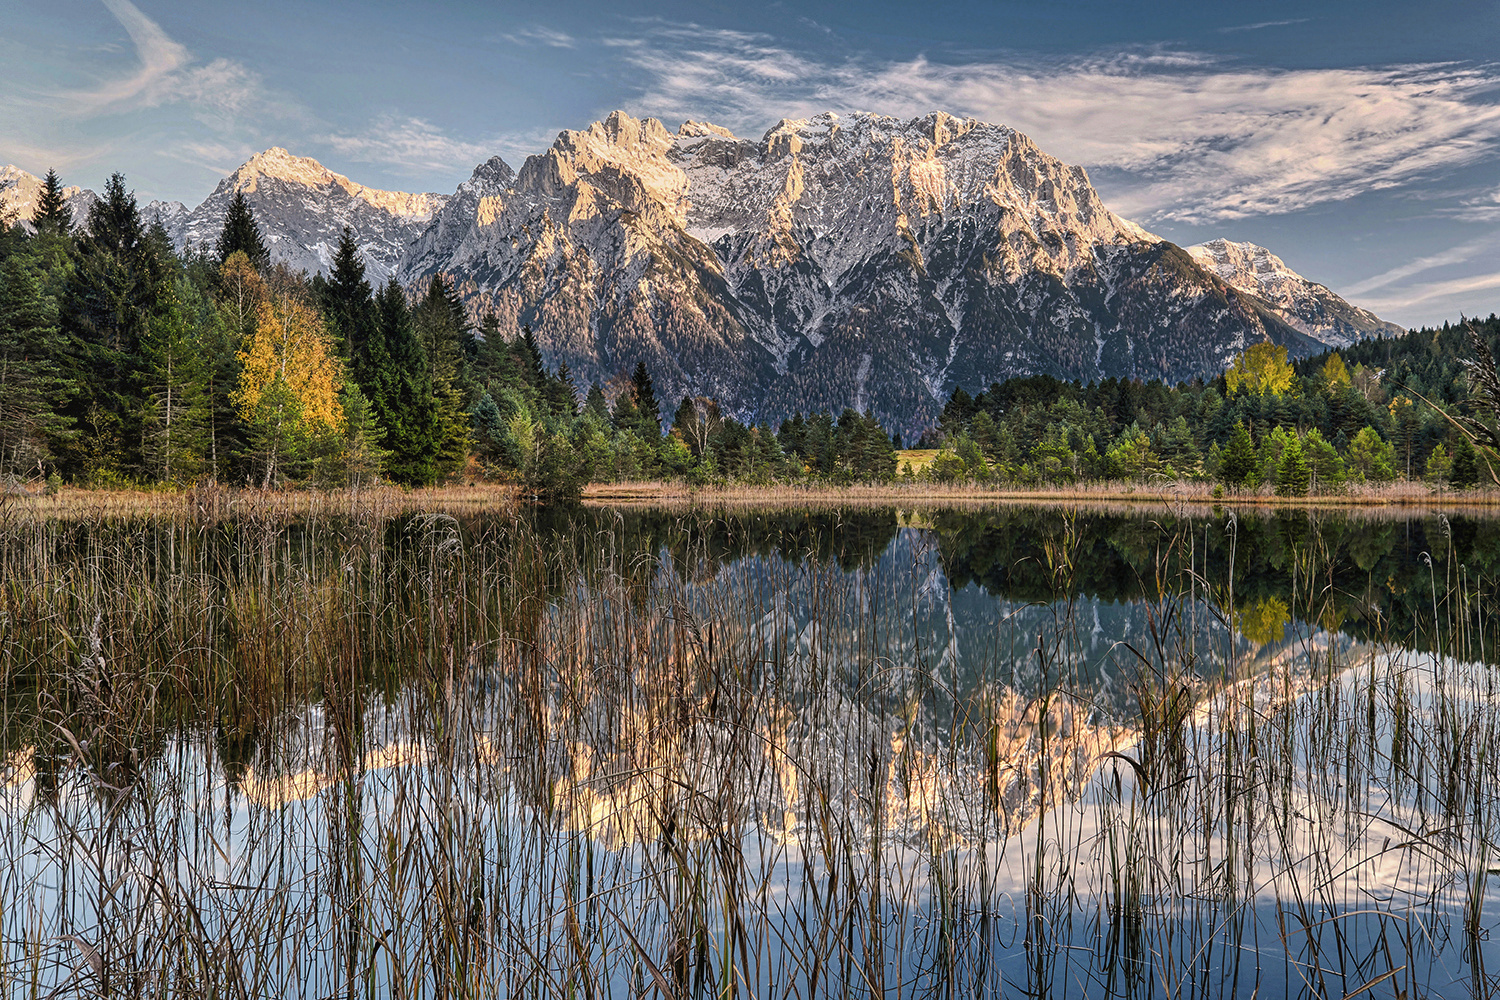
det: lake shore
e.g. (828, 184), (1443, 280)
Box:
(582, 478), (1500, 512)
(7, 478), (1500, 519)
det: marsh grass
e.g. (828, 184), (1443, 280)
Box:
(0, 501), (1496, 997)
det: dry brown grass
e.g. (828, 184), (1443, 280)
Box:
(896, 448), (942, 474)
(4, 483), (520, 523)
(583, 477), (1500, 515)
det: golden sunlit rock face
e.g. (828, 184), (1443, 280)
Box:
(397, 109), (1335, 438)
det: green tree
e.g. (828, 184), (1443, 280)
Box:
(215, 191), (269, 269)
(0, 252), (71, 473)
(30, 169), (72, 239)
(327, 382), (387, 487)
(584, 382), (609, 421)
(1275, 434), (1311, 497)
(412, 275), (471, 480)
(59, 173), (163, 480)
(1219, 423), (1259, 489)
(321, 227), (376, 370)
(140, 279), (212, 482)
(371, 280), (437, 485)
(1346, 426), (1398, 483)
(630, 361), (662, 437)
(1450, 437), (1481, 489)
(1303, 429), (1346, 493)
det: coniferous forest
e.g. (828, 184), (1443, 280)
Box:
(3, 171), (1498, 502)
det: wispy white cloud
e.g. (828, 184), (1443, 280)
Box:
(325, 116), (509, 176)
(1454, 185), (1500, 223)
(43, 0), (307, 137)
(617, 28), (1500, 225)
(62, 0), (191, 112)
(497, 25), (576, 49)
(1218, 18), (1311, 34)
(1356, 269), (1500, 313)
(1345, 232), (1500, 296)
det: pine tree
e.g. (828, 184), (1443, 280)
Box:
(631, 361), (661, 436)
(321, 227), (376, 370)
(31, 169), (72, 239)
(0, 252), (71, 474)
(140, 279), (211, 483)
(215, 191), (269, 269)
(372, 280), (438, 486)
(1219, 422), (1258, 489)
(1451, 437), (1481, 489)
(413, 276), (470, 480)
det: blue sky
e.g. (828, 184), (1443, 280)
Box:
(2, 0), (1498, 328)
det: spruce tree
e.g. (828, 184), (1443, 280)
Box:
(59, 173), (159, 479)
(1219, 423), (1258, 489)
(519, 325), (546, 389)
(1451, 437), (1481, 489)
(0, 252), (72, 474)
(584, 381), (609, 421)
(322, 227), (376, 371)
(546, 361), (578, 418)
(215, 191), (269, 269)
(413, 275), (471, 479)
(1274, 435), (1311, 497)
(372, 279), (438, 485)
(631, 361), (661, 436)
(31, 169), (72, 238)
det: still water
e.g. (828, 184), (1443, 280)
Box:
(0, 502), (1495, 998)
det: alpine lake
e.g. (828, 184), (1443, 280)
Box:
(2, 495), (1498, 998)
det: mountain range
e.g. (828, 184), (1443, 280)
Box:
(1, 111), (1404, 434)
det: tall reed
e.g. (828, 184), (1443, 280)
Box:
(0, 500), (1494, 997)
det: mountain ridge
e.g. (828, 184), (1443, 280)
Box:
(0, 114), (1404, 434)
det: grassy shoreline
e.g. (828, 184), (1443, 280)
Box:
(6, 477), (1500, 519)
(582, 478), (1500, 512)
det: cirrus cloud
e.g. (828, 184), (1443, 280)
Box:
(617, 27), (1500, 225)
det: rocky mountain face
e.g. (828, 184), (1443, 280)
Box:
(396, 111), (1346, 434)
(0, 165), (97, 230)
(3, 116), (1402, 435)
(165, 148), (447, 282)
(1187, 239), (1404, 348)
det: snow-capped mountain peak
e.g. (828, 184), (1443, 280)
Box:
(393, 108), (1363, 434)
(0, 164), (94, 229)
(163, 149), (448, 281)
(1188, 238), (1403, 346)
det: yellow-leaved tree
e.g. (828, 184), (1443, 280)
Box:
(1225, 342), (1297, 397)
(233, 286), (344, 487)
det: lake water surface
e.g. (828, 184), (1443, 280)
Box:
(1, 501), (1496, 997)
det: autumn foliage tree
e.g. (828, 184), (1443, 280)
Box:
(1225, 342), (1296, 397)
(233, 276), (344, 486)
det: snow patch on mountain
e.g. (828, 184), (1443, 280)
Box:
(165, 149), (448, 281)
(0, 165), (94, 231)
(1187, 239), (1403, 347)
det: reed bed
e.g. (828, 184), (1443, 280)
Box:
(0, 502), (1495, 998)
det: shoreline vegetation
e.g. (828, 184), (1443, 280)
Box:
(5, 170), (1500, 512)
(7, 476), (1500, 522)
(1, 494), (1496, 995)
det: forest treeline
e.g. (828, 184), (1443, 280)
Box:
(0, 171), (898, 501)
(1, 169), (1497, 501)
(929, 316), (1500, 494)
